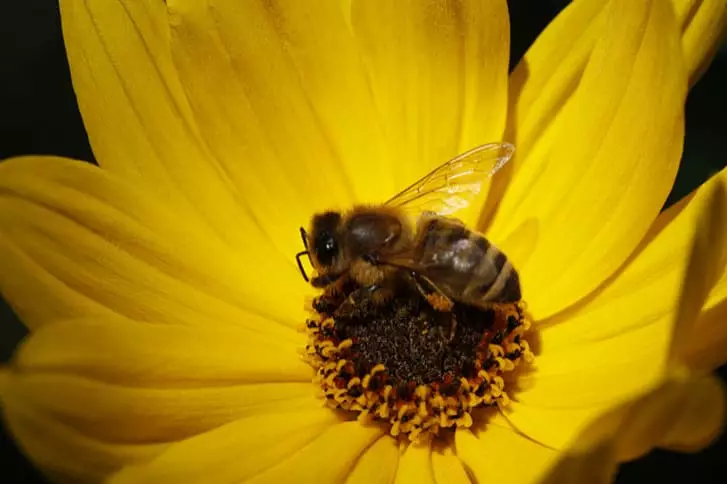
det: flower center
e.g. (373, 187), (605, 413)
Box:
(304, 279), (534, 442)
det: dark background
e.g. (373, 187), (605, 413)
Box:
(1, 0), (725, 482)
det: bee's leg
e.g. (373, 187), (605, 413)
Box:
(406, 272), (431, 300)
(335, 284), (383, 318)
(311, 274), (352, 314)
(448, 313), (458, 343)
(370, 286), (394, 306)
(478, 302), (517, 314)
(407, 272), (454, 312)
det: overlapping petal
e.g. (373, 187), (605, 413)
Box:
(682, 301), (727, 373)
(431, 445), (471, 484)
(672, 0), (727, 86)
(2, 399), (167, 483)
(3, 372), (316, 443)
(110, 419), (382, 484)
(345, 436), (399, 484)
(456, 427), (557, 483)
(10, 318), (309, 386)
(506, 180), (727, 481)
(668, 177), (727, 362)
(542, 369), (725, 484)
(166, 0), (362, 259)
(502, 177), (727, 451)
(667, 169), (727, 373)
(108, 409), (343, 483)
(349, 0), (510, 226)
(550, 370), (725, 475)
(165, 0), (511, 257)
(489, 0), (687, 320)
(59, 0), (257, 248)
(0, 157), (307, 328)
(657, 372), (726, 452)
(394, 441), (435, 484)
(1, 313), (315, 480)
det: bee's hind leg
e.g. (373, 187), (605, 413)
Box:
(405, 272), (458, 342)
(334, 284), (388, 318)
(369, 286), (394, 306)
(407, 272), (454, 312)
(478, 301), (519, 315)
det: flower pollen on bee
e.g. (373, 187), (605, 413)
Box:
(303, 281), (534, 442)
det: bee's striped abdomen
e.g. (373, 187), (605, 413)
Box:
(413, 215), (522, 308)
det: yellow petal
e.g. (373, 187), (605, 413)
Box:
(672, 0), (727, 86)
(456, 427), (557, 484)
(395, 441), (435, 484)
(622, 164), (727, 373)
(431, 444), (470, 484)
(669, 179), (727, 363)
(490, 0), (687, 319)
(503, 323), (670, 450)
(59, 0), (252, 246)
(682, 301), (727, 372)
(12, 318), (310, 386)
(108, 409), (341, 483)
(613, 374), (717, 461)
(345, 435), (399, 484)
(674, 168), (727, 372)
(657, 371), (726, 452)
(167, 0), (369, 259)
(568, 369), (726, 462)
(488, 0), (606, 199)
(505, 170), (727, 450)
(0, 157), (307, 329)
(539, 443), (618, 484)
(2, 398), (167, 482)
(167, 0), (510, 243)
(350, 0), (510, 225)
(243, 422), (382, 484)
(2, 370), (317, 444)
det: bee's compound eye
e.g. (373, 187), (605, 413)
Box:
(315, 232), (339, 266)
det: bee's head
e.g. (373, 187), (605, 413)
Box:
(297, 211), (344, 287)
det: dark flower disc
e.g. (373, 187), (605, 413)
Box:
(304, 278), (533, 441)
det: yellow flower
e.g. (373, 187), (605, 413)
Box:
(1, 0), (727, 483)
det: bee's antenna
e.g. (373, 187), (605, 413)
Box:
(296, 251), (310, 282)
(299, 227), (309, 250)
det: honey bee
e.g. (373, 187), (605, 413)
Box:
(295, 143), (521, 334)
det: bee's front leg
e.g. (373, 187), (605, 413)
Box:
(334, 284), (386, 319)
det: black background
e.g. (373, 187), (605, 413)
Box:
(1, 0), (726, 482)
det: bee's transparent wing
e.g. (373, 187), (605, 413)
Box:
(384, 143), (514, 216)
